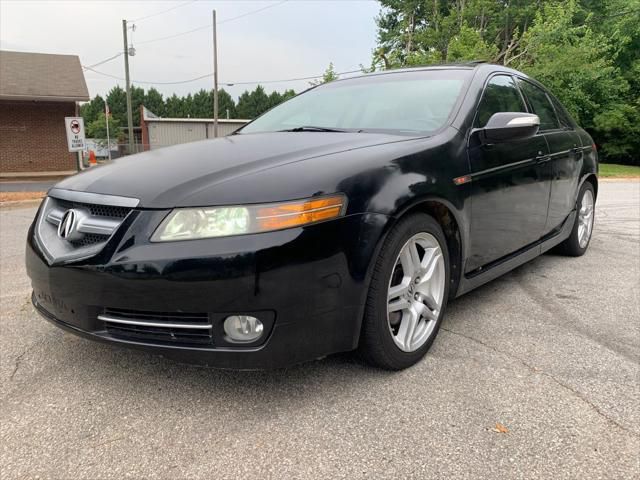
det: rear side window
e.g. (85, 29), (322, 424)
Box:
(550, 96), (575, 129)
(475, 75), (527, 127)
(517, 80), (560, 131)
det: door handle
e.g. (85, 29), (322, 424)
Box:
(571, 146), (583, 159)
(535, 154), (551, 164)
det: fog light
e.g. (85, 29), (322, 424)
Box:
(223, 315), (264, 342)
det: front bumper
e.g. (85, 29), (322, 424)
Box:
(26, 211), (388, 369)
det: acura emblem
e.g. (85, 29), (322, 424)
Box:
(58, 209), (78, 240)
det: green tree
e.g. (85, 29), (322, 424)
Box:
(445, 24), (498, 63)
(85, 112), (123, 144)
(510, 0), (638, 163)
(236, 85), (271, 118)
(105, 86), (128, 126)
(188, 88), (237, 119)
(80, 94), (105, 125)
(130, 85), (146, 125)
(267, 91), (283, 109)
(511, 1), (624, 125)
(144, 87), (165, 117)
(373, 0), (640, 164)
(310, 62), (339, 86)
(218, 88), (237, 119)
(164, 93), (184, 117)
(588, 0), (640, 163)
(192, 89), (211, 118)
(182, 93), (194, 117)
(281, 89), (296, 102)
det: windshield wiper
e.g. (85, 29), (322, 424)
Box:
(278, 126), (351, 133)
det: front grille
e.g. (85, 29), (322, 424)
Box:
(55, 199), (131, 219)
(69, 233), (110, 247)
(100, 307), (213, 346)
(34, 191), (137, 265)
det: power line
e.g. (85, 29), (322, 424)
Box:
(83, 65), (124, 81)
(87, 2), (290, 70)
(136, 0), (288, 46)
(227, 69), (363, 86)
(136, 23), (209, 46)
(219, 0), (288, 24)
(84, 52), (123, 69)
(82, 65), (364, 87)
(128, 0), (197, 23)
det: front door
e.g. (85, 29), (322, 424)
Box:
(466, 74), (551, 273)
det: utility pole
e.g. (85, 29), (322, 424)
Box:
(212, 9), (219, 138)
(122, 19), (135, 153)
(105, 99), (112, 162)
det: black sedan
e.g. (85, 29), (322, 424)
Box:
(26, 63), (598, 370)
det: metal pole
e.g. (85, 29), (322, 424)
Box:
(212, 10), (219, 138)
(104, 100), (112, 162)
(75, 102), (85, 171)
(122, 19), (135, 153)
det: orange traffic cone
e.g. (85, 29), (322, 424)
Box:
(89, 150), (97, 166)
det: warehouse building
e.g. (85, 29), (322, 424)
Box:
(140, 106), (249, 150)
(0, 50), (89, 176)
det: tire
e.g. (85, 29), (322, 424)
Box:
(359, 213), (450, 370)
(556, 181), (596, 257)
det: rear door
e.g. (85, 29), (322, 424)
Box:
(466, 74), (551, 273)
(516, 79), (582, 234)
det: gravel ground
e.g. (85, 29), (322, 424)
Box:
(0, 181), (54, 192)
(0, 192), (45, 203)
(1, 181), (638, 479)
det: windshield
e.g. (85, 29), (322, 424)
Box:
(240, 69), (471, 135)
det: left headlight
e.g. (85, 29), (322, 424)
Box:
(151, 194), (347, 242)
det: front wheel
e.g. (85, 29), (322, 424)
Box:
(557, 182), (595, 256)
(359, 213), (450, 370)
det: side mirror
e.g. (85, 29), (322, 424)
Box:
(476, 112), (540, 144)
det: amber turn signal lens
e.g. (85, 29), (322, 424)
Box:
(256, 195), (345, 230)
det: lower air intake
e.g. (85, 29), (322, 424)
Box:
(100, 308), (213, 346)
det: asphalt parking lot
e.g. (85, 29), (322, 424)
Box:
(1, 181), (638, 479)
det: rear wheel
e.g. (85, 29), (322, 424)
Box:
(557, 182), (595, 256)
(359, 213), (449, 370)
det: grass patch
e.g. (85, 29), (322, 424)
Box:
(599, 163), (640, 178)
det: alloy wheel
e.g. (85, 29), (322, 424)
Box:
(578, 189), (594, 248)
(387, 232), (446, 352)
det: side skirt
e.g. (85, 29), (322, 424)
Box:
(455, 211), (576, 297)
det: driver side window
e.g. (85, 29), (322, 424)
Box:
(475, 75), (527, 128)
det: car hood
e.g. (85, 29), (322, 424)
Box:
(54, 132), (410, 208)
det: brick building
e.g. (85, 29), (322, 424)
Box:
(0, 50), (89, 176)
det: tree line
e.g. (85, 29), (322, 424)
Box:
(373, 0), (639, 165)
(82, 0), (637, 164)
(80, 85), (296, 139)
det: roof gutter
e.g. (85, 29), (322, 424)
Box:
(0, 94), (90, 102)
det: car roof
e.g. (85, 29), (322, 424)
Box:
(331, 62), (529, 84)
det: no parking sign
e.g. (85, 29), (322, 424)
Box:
(64, 117), (86, 152)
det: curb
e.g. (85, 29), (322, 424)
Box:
(599, 177), (640, 182)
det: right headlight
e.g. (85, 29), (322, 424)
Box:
(151, 194), (346, 242)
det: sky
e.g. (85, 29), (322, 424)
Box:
(0, 0), (381, 101)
